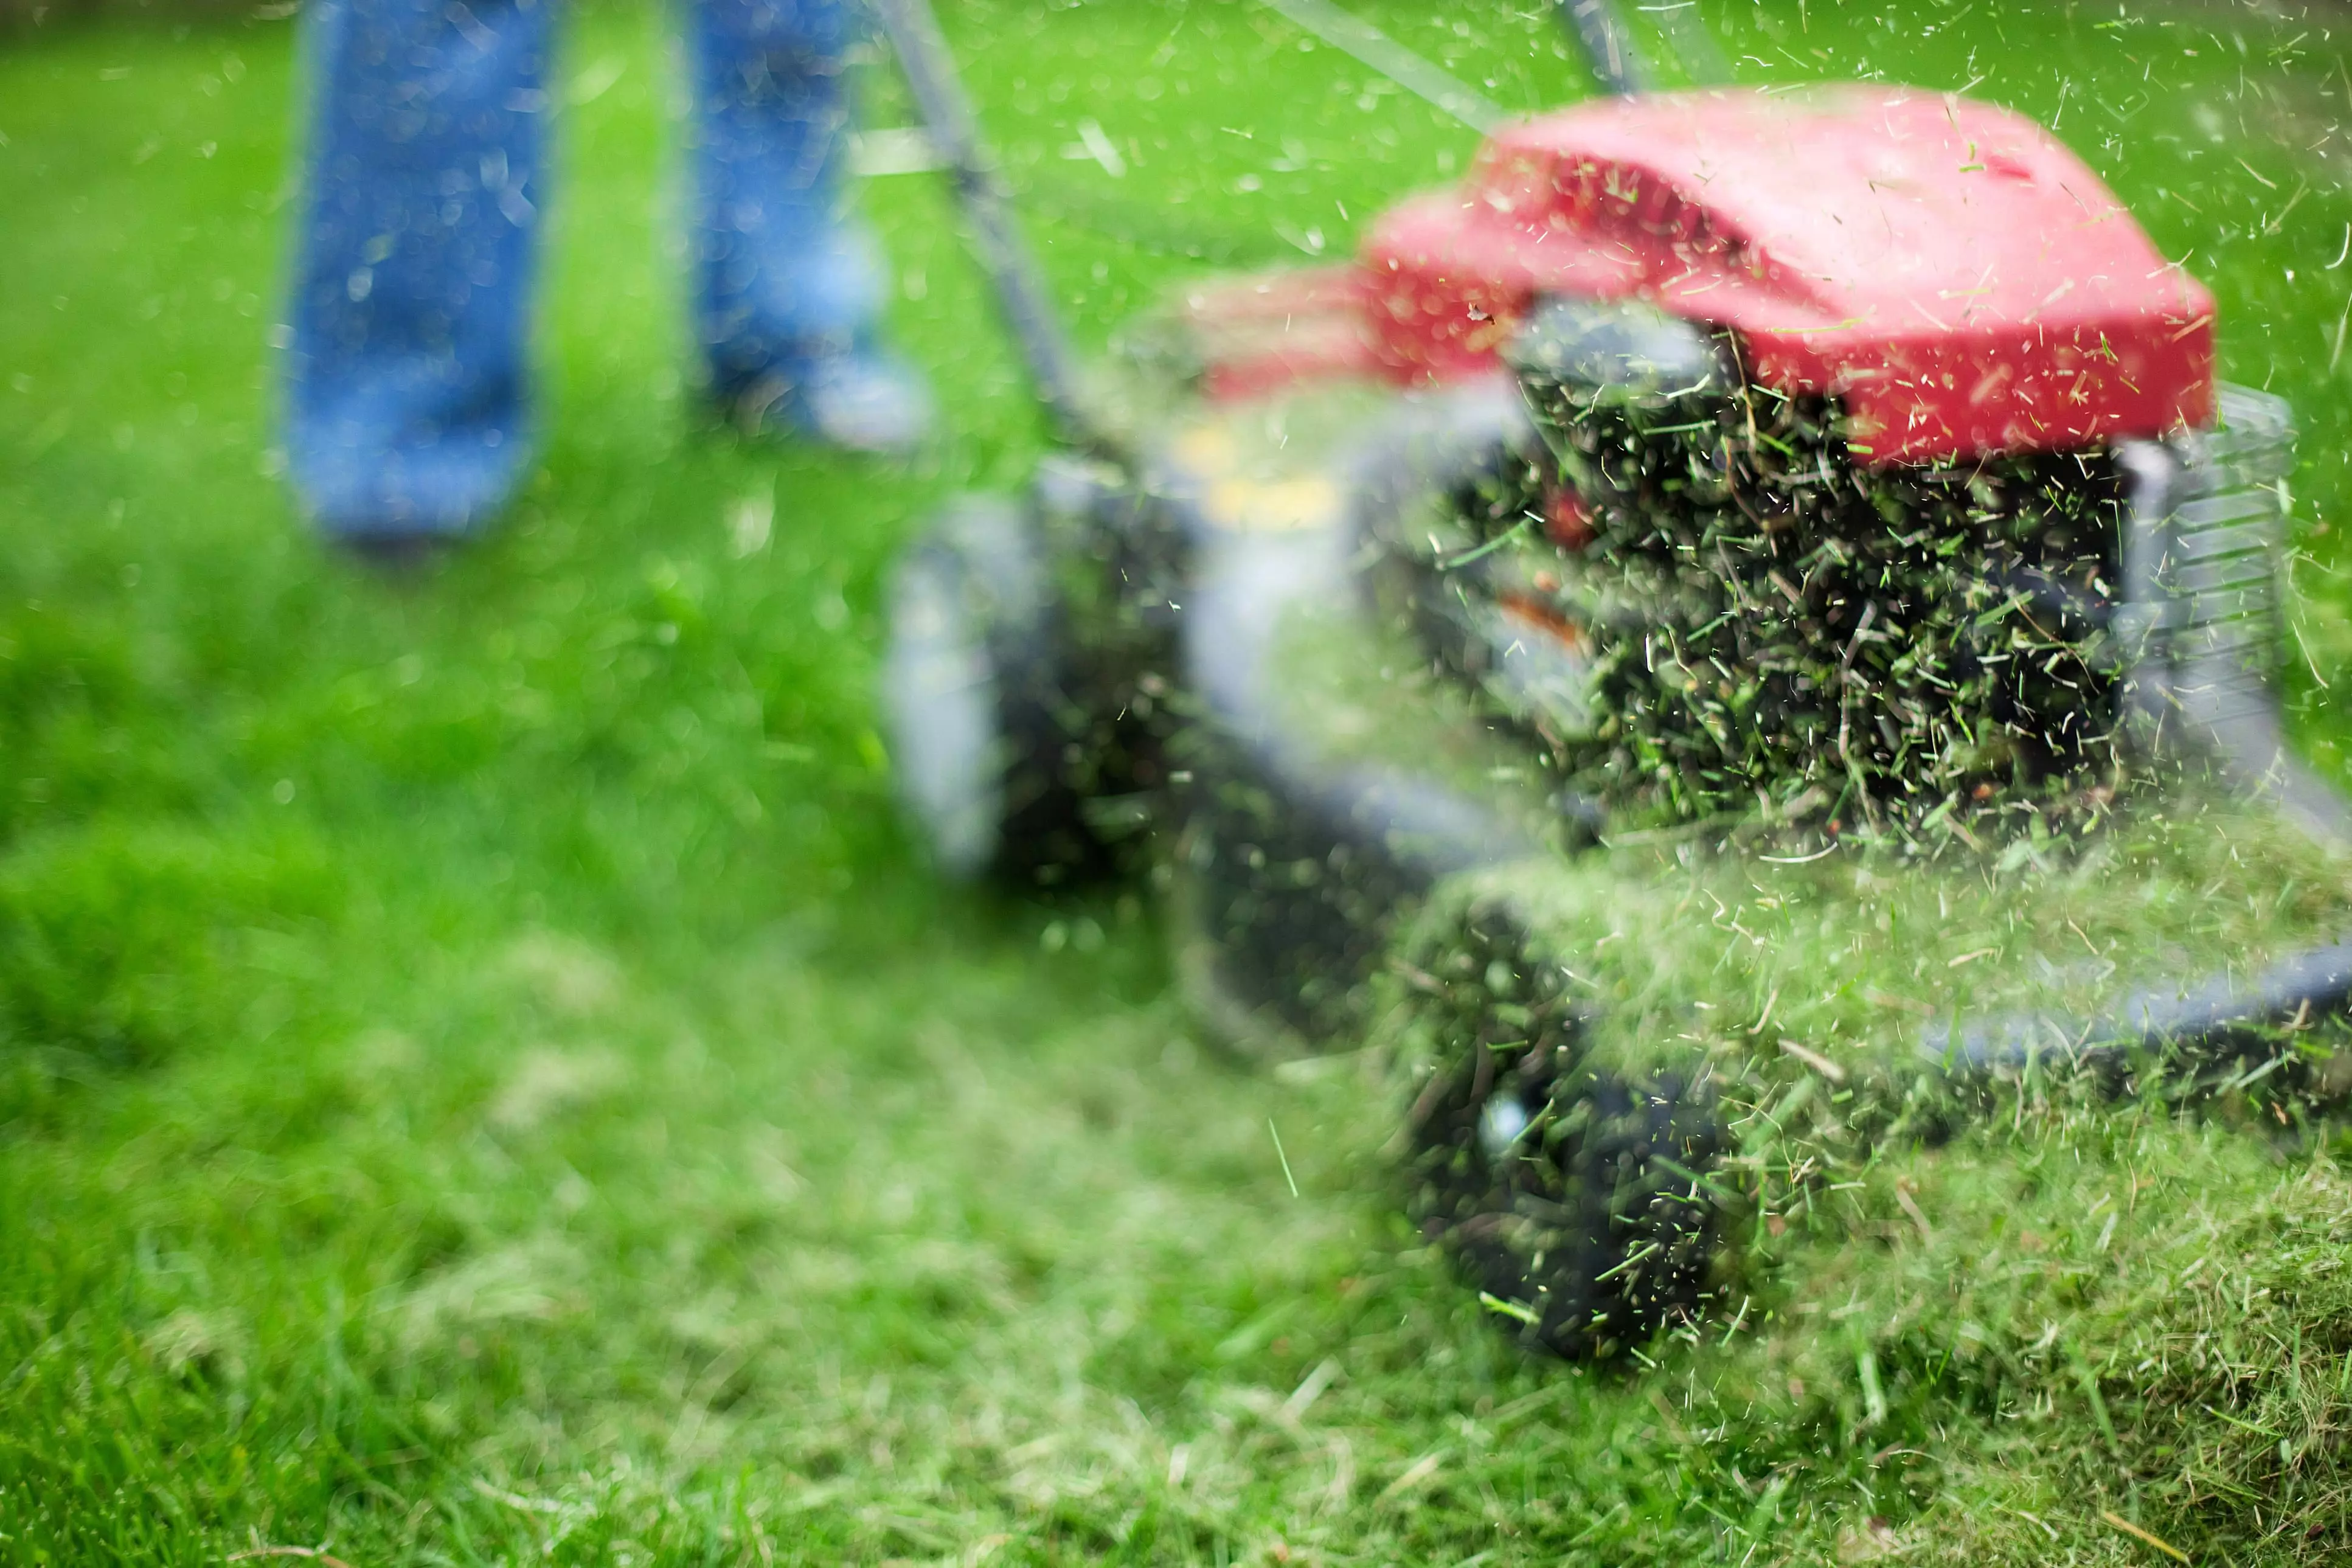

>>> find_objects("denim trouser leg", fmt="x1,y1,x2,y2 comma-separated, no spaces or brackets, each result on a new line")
690,0,885,401
282,0,890,534
283,0,552,537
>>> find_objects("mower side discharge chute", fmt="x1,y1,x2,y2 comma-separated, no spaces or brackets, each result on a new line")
1158,389,1569,1043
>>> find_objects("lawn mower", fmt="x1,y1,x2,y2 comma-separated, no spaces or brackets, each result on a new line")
875,0,2352,1358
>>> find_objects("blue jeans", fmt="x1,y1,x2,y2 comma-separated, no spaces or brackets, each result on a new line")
284,0,884,537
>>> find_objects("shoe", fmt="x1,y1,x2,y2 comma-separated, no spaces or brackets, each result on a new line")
731,350,935,454
333,530,456,572
290,424,522,556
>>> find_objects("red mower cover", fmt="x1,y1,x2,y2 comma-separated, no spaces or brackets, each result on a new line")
1200,87,2215,462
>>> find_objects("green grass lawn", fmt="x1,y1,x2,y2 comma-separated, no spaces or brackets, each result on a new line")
7,0,2352,1561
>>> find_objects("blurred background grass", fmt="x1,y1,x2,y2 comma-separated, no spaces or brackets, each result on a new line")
4,0,2352,1561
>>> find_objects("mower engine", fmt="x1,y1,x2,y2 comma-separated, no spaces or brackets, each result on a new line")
1280,86,2295,836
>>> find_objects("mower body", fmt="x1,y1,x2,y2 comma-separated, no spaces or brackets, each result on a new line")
883,87,2322,1356
1367,88,2214,455
1185,88,2213,450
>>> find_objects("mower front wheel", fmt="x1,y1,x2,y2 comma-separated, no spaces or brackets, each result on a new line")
1401,911,1721,1359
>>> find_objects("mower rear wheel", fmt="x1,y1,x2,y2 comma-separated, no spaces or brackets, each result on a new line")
881,495,1110,886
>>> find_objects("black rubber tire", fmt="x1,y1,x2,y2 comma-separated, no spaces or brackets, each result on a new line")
1401,906,1720,1359
881,494,1112,887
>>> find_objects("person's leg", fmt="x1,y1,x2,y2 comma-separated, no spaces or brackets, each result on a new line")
689,0,931,449
283,0,555,542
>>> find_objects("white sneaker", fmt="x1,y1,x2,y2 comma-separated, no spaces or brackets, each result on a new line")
737,352,935,454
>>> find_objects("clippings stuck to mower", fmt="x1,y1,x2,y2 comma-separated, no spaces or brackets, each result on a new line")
881,65,2350,1361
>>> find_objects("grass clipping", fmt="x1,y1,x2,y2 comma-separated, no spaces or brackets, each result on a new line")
1468,311,2131,836
1382,788,2352,1558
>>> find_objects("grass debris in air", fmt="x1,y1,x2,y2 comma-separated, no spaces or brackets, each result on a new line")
8,0,2352,1563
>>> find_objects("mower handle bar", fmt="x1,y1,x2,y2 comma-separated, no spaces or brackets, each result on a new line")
868,0,1110,455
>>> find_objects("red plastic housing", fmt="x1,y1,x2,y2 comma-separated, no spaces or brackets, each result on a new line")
1199,88,2216,463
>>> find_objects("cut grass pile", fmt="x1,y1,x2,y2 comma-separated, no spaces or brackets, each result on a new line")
7,0,2352,1562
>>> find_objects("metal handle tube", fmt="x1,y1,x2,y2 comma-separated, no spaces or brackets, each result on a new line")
1558,0,1645,95
868,0,1105,452
1256,0,1506,132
